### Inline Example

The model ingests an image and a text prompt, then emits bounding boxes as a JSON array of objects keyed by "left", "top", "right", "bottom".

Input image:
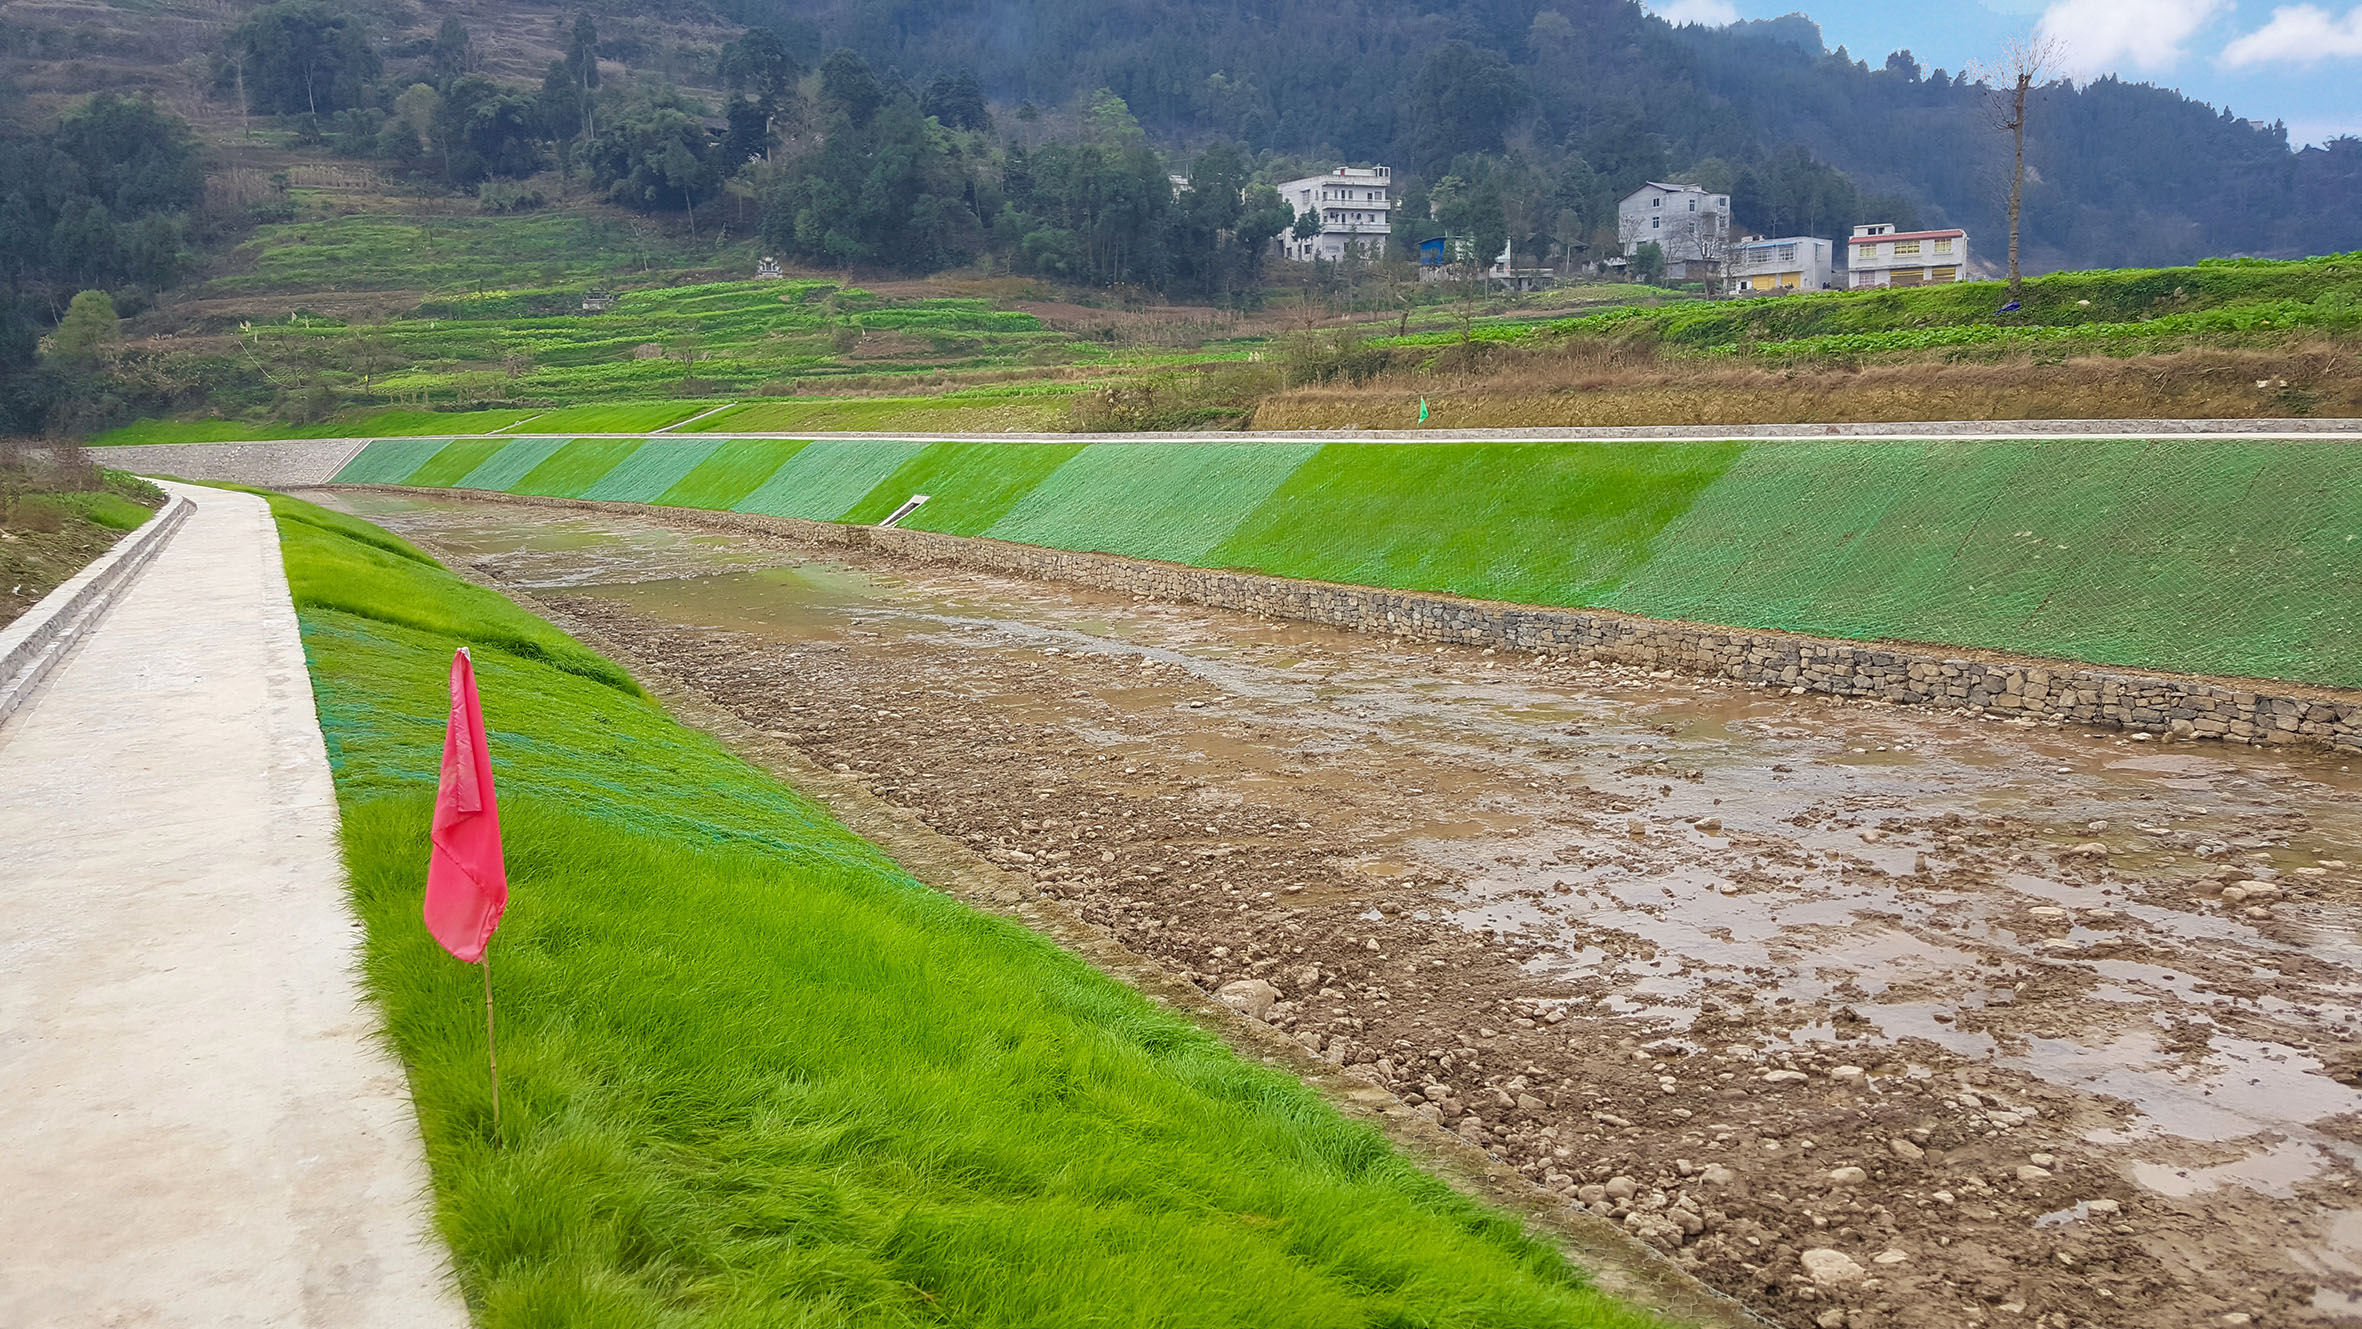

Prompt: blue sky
[{"left": 1649, "top": 0, "right": 2362, "bottom": 148}]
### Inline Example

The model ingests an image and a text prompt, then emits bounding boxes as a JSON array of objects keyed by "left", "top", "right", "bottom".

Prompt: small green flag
[{"left": 1418, "top": 397, "right": 1429, "bottom": 423}]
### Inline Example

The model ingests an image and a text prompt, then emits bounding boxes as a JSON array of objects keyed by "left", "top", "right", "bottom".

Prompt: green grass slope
[
  {"left": 839, "top": 441, "right": 1085, "bottom": 532},
  {"left": 338, "top": 439, "right": 456, "bottom": 485},
  {"left": 263, "top": 490, "right": 1656, "bottom": 1329},
  {"left": 736, "top": 439, "right": 930, "bottom": 521},
  {"left": 328, "top": 434, "right": 2362, "bottom": 687},
  {"left": 577, "top": 439, "right": 726, "bottom": 503},
  {"left": 985, "top": 441, "right": 1321, "bottom": 564},
  {"left": 655, "top": 439, "right": 803, "bottom": 508},
  {"left": 454, "top": 438, "right": 570, "bottom": 492},
  {"left": 511, "top": 439, "right": 643, "bottom": 498},
  {"left": 1210, "top": 443, "right": 1745, "bottom": 607}
]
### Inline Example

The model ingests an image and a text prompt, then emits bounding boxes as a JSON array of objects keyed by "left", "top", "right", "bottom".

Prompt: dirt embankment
[{"left": 1254, "top": 343, "right": 2362, "bottom": 430}]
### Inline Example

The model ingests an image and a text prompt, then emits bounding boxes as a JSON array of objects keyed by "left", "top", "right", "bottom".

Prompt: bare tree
[{"left": 1980, "top": 37, "right": 2058, "bottom": 301}]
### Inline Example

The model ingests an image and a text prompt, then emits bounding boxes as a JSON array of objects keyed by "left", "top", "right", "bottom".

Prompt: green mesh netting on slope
[
  {"left": 735, "top": 439, "right": 930, "bottom": 521},
  {"left": 839, "top": 441, "right": 1086, "bottom": 534},
  {"left": 334, "top": 438, "right": 455, "bottom": 484},
  {"left": 987, "top": 442, "right": 1321, "bottom": 564},
  {"left": 578, "top": 439, "right": 725, "bottom": 502}
]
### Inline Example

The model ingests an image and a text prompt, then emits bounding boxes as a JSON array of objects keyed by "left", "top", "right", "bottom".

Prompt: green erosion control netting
[
  {"left": 1210, "top": 441, "right": 1746, "bottom": 608},
  {"left": 1594, "top": 439, "right": 2362, "bottom": 686},
  {"left": 335, "top": 438, "right": 452, "bottom": 484},
  {"left": 737, "top": 439, "right": 930, "bottom": 520},
  {"left": 986, "top": 441, "right": 1322, "bottom": 564},
  {"left": 511, "top": 438, "right": 643, "bottom": 497},
  {"left": 405, "top": 439, "right": 515, "bottom": 488},
  {"left": 841, "top": 440, "right": 1086, "bottom": 533},
  {"left": 655, "top": 438, "right": 803, "bottom": 508},
  {"left": 454, "top": 437, "right": 570, "bottom": 491},
  {"left": 329, "top": 435, "right": 2362, "bottom": 687},
  {"left": 577, "top": 438, "right": 725, "bottom": 502}
]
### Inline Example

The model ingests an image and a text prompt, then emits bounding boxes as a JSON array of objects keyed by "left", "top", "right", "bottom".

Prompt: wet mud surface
[{"left": 331, "top": 491, "right": 2362, "bottom": 1329}]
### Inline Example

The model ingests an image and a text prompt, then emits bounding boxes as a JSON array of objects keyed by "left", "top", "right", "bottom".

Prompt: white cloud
[
  {"left": 2223, "top": 5, "right": 2362, "bottom": 66},
  {"left": 2035, "top": 0, "right": 2224, "bottom": 73},
  {"left": 1651, "top": 0, "right": 1741, "bottom": 26}
]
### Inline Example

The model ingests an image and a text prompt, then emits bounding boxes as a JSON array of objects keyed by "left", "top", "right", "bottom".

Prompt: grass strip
[
  {"left": 578, "top": 439, "right": 724, "bottom": 503},
  {"left": 1210, "top": 442, "right": 1745, "bottom": 609},
  {"left": 655, "top": 439, "right": 803, "bottom": 508},
  {"left": 335, "top": 439, "right": 454, "bottom": 485},
  {"left": 406, "top": 440, "right": 517, "bottom": 488},
  {"left": 988, "top": 441, "right": 1320, "bottom": 564},
  {"left": 734, "top": 439, "right": 928, "bottom": 521},
  {"left": 262, "top": 490, "right": 1659, "bottom": 1328},
  {"left": 455, "top": 439, "right": 571, "bottom": 492},
  {"left": 838, "top": 440, "right": 1085, "bottom": 532},
  {"left": 510, "top": 439, "right": 644, "bottom": 498},
  {"left": 518, "top": 400, "right": 715, "bottom": 434}
]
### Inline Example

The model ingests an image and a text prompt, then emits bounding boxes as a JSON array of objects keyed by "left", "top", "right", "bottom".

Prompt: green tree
[
  {"left": 433, "top": 76, "right": 543, "bottom": 184},
  {"left": 49, "top": 290, "right": 118, "bottom": 360},
  {"left": 430, "top": 16, "right": 473, "bottom": 80},
  {"left": 1407, "top": 42, "right": 1525, "bottom": 175},
  {"left": 921, "top": 71, "right": 990, "bottom": 131},
  {"left": 1630, "top": 240, "right": 1665, "bottom": 284},
  {"left": 228, "top": 2, "right": 380, "bottom": 119}
]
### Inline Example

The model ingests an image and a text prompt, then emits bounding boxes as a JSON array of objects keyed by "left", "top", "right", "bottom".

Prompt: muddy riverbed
[{"left": 326, "top": 490, "right": 2362, "bottom": 1329}]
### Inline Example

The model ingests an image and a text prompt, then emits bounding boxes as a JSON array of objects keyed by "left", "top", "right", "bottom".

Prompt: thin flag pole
[{"left": 483, "top": 944, "right": 500, "bottom": 1135}]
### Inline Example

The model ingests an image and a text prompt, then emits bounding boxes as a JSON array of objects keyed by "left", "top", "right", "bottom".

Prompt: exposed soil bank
[{"left": 331, "top": 490, "right": 2362, "bottom": 1329}]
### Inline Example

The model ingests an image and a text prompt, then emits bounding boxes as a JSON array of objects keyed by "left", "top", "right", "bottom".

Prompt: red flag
[{"left": 425, "top": 647, "right": 507, "bottom": 963}]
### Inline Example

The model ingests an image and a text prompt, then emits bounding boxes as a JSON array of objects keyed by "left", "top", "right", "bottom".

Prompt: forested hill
[{"left": 733, "top": 0, "right": 2360, "bottom": 269}]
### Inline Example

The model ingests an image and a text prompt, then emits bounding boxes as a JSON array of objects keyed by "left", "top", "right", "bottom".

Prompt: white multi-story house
[
  {"left": 1279, "top": 165, "right": 1395, "bottom": 262},
  {"left": 1617, "top": 183, "right": 1730, "bottom": 280},
  {"left": 1846, "top": 224, "right": 1969, "bottom": 289},
  {"left": 1727, "top": 235, "right": 1835, "bottom": 296}
]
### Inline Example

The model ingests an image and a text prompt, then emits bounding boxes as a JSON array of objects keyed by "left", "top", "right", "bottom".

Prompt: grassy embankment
[
  {"left": 0, "top": 446, "right": 164, "bottom": 626},
  {"left": 260, "top": 486, "right": 1662, "bottom": 1327},
  {"left": 332, "top": 434, "right": 2362, "bottom": 688},
  {"left": 1258, "top": 252, "right": 2362, "bottom": 428}
]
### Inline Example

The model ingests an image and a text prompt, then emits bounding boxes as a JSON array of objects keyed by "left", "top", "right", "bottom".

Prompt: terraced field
[{"left": 328, "top": 433, "right": 2362, "bottom": 688}]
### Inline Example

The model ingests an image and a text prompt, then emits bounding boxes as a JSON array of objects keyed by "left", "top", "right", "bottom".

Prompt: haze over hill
[{"left": 736, "top": 0, "right": 2362, "bottom": 268}]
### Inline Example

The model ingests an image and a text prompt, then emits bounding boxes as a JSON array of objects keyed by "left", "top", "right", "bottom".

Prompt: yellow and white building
[
  {"left": 1727, "top": 235, "right": 1835, "bottom": 295},
  {"left": 1846, "top": 223, "right": 1969, "bottom": 289}
]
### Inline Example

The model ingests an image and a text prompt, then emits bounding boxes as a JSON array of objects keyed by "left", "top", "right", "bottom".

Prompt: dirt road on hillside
[{"left": 337, "top": 491, "right": 2362, "bottom": 1329}]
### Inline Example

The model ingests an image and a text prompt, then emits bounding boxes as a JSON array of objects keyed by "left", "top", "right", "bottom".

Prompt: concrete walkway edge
[
  {"left": 0, "top": 495, "right": 191, "bottom": 726},
  {"left": 0, "top": 482, "right": 468, "bottom": 1327}
]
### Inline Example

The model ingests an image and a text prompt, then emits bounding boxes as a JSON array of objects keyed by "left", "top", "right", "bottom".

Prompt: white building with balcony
[
  {"left": 1279, "top": 165, "right": 1395, "bottom": 262},
  {"left": 1846, "top": 224, "right": 1969, "bottom": 289},
  {"left": 1727, "top": 235, "right": 1835, "bottom": 296},
  {"left": 1618, "top": 182, "right": 1730, "bottom": 280}
]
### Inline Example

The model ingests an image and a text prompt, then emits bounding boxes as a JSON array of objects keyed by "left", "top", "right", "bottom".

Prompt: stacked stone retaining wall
[{"left": 393, "top": 489, "right": 2362, "bottom": 754}]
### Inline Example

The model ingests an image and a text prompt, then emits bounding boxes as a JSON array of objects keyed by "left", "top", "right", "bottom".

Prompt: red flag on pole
[{"left": 425, "top": 647, "right": 507, "bottom": 963}]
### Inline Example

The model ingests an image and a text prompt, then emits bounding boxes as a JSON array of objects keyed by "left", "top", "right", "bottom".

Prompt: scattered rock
[
  {"left": 1764, "top": 1069, "right": 1810, "bottom": 1084},
  {"left": 1800, "top": 1248, "right": 1867, "bottom": 1287},
  {"left": 1872, "top": 1248, "right": 1909, "bottom": 1265},
  {"left": 2064, "top": 841, "right": 2110, "bottom": 858},
  {"left": 1889, "top": 1138, "right": 1925, "bottom": 1162},
  {"left": 1827, "top": 1166, "right": 1868, "bottom": 1185},
  {"left": 1213, "top": 978, "right": 1280, "bottom": 1020},
  {"left": 2017, "top": 1165, "right": 2053, "bottom": 1182}
]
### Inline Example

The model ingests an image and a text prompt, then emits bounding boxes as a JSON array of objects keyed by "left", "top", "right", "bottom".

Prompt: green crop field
[
  {"left": 253, "top": 486, "right": 1652, "bottom": 1328},
  {"left": 210, "top": 212, "right": 746, "bottom": 295},
  {"left": 332, "top": 434, "right": 2362, "bottom": 687}
]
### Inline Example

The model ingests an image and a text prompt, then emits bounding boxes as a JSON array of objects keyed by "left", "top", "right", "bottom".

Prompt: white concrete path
[{"left": 0, "top": 483, "right": 466, "bottom": 1326}]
